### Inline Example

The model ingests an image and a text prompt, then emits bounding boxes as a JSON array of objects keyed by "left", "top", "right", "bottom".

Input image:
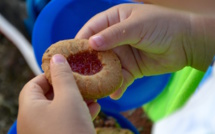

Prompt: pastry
[
  {"left": 96, "top": 128, "right": 133, "bottom": 134},
  {"left": 42, "top": 39, "right": 123, "bottom": 99}
]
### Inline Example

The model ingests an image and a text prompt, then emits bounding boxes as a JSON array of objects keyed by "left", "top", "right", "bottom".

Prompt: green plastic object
[{"left": 143, "top": 66, "right": 205, "bottom": 122}]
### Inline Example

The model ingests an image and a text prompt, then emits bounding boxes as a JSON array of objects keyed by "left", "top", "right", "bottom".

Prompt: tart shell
[
  {"left": 96, "top": 128, "right": 133, "bottom": 134},
  {"left": 42, "top": 39, "right": 123, "bottom": 99}
]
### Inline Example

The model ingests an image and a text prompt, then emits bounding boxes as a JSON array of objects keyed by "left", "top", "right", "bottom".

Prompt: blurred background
[
  {"left": 0, "top": 0, "right": 34, "bottom": 134},
  {"left": 0, "top": 0, "right": 152, "bottom": 133},
  {"left": 0, "top": 0, "right": 35, "bottom": 133}
]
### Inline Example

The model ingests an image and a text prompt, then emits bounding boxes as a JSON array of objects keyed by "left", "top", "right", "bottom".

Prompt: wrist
[{"left": 188, "top": 14, "right": 215, "bottom": 71}]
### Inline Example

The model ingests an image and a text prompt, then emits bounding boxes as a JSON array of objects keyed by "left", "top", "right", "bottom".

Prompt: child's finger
[
  {"left": 76, "top": 5, "right": 140, "bottom": 50},
  {"left": 19, "top": 74, "right": 51, "bottom": 104},
  {"left": 75, "top": 5, "right": 124, "bottom": 39},
  {"left": 88, "top": 18, "right": 140, "bottom": 51},
  {"left": 87, "top": 102, "right": 101, "bottom": 120},
  {"left": 110, "top": 69, "right": 134, "bottom": 100},
  {"left": 50, "top": 54, "right": 83, "bottom": 103}
]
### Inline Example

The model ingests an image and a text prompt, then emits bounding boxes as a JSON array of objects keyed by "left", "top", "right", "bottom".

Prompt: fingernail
[
  {"left": 52, "top": 54, "right": 66, "bottom": 64},
  {"left": 110, "top": 88, "right": 123, "bottom": 100},
  {"left": 92, "top": 104, "right": 101, "bottom": 120},
  {"left": 91, "top": 35, "right": 105, "bottom": 48}
]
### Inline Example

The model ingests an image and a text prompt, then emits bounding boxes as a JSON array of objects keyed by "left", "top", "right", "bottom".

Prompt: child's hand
[
  {"left": 76, "top": 4, "right": 191, "bottom": 99},
  {"left": 17, "top": 54, "right": 100, "bottom": 134},
  {"left": 76, "top": 4, "right": 215, "bottom": 99}
]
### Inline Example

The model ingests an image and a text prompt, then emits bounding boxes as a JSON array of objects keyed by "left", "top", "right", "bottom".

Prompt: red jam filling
[{"left": 67, "top": 51, "right": 102, "bottom": 75}]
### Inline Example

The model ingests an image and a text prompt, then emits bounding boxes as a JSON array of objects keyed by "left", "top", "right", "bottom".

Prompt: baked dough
[
  {"left": 96, "top": 128, "right": 133, "bottom": 134},
  {"left": 42, "top": 39, "right": 123, "bottom": 99}
]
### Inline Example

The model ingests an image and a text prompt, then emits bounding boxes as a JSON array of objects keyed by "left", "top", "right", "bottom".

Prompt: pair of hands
[{"left": 18, "top": 4, "right": 215, "bottom": 134}]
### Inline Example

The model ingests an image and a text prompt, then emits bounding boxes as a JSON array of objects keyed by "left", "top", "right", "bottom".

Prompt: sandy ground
[{"left": 0, "top": 0, "right": 152, "bottom": 133}]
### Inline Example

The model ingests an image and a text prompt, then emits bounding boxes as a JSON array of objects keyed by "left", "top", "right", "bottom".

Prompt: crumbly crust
[
  {"left": 42, "top": 39, "right": 123, "bottom": 99},
  {"left": 96, "top": 128, "right": 133, "bottom": 134}
]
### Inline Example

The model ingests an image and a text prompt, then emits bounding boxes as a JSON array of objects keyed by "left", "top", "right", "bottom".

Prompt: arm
[
  {"left": 188, "top": 14, "right": 215, "bottom": 70},
  {"left": 135, "top": 0, "right": 215, "bottom": 15}
]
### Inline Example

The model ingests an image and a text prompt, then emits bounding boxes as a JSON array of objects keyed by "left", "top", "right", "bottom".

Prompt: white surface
[
  {"left": 153, "top": 64, "right": 215, "bottom": 134},
  {"left": 0, "top": 14, "right": 42, "bottom": 75}
]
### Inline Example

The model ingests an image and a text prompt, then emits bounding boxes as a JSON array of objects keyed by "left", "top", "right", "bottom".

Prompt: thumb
[
  {"left": 50, "top": 54, "right": 82, "bottom": 102},
  {"left": 50, "top": 54, "right": 101, "bottom": 119},
  {"left": 89, "top": 19, "right": 140, "bottom": 50}
]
